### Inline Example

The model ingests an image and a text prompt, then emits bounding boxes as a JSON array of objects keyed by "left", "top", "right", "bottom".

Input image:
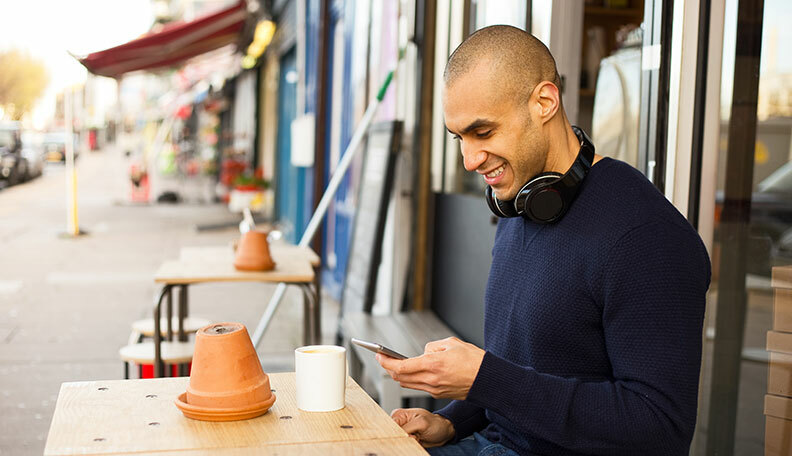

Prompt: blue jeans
[{"left": 427, "top": 433, "right": 519, "bottom": 456}]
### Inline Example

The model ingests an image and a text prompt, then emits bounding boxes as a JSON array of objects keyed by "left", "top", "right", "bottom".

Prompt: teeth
[{"left": 486, "top": 165, "right": 505, "bottom": 178}]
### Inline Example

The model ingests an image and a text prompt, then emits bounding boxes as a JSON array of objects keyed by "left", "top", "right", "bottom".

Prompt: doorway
[{"left": 275, "top": 47, "right": 308, "bottom": 243}]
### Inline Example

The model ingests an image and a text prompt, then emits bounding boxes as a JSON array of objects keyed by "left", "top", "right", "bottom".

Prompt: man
[{"left": 376, "top": 25, "right": 710, "bottom": 456}]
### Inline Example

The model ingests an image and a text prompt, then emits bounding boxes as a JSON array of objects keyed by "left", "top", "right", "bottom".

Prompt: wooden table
[
  {"left": 178, "top": 244, "right": 320, "bottom": 267},
  {"left": 44, "top": 373, "right": 427, "bottom": 455},
  {"left": 150, "top": 244, "right": 320, "bottom": 377}
]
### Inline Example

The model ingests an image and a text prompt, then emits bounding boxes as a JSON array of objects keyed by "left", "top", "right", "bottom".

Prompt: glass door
[{"left": 696, "top": 0, "right": 792, "bottom": 454}]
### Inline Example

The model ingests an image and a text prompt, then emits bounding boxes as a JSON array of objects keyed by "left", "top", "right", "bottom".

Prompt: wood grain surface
[
  {"left": 155, "top": 245, "right": 315, "bottom": 284},
  {"left": 179, "top": 244, "right": 320, "bottom": 267},
  {"left": 106, "top": 437, "right": 427, "bottom": 455},
  {"left": 45, "top": 373, "right": 425, "bottom": 455}
]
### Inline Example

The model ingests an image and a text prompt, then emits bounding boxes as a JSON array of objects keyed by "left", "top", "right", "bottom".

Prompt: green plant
[{"left": 233, "top": 174, "right": 269, "bottom": 189}]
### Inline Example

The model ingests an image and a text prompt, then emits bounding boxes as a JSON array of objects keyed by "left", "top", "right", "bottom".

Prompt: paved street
[{"left": 0, "top": 146, "right": 336, "bottom": 455}]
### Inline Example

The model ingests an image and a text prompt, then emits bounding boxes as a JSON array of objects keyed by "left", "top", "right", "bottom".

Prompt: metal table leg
[
  {"left": 166, "top": 287, "right": 173, "bottom": 342},
  {"left": 178, "top": 285, "right": 187, "bottom": 342},
  {"left": 298, "top": 283, "right": 320, "bottom": 345},
  {"left": 153, "top": 284, "right": 173, "bottom": 378},
  {"left": 177, "top": 285, "right": 189, "bottom": 377}
]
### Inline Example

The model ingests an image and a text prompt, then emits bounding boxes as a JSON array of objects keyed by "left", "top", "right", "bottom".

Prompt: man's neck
[
  {"left": 543, "top": 119, "right": 581, "bottom": 175},
  {"left": 543, "top": 121, "right": 604, "bottom": 174}
]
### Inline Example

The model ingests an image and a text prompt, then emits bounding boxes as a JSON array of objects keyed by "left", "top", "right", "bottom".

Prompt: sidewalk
[{"left": 0, "top": 146, "right": 337, "bottom": 455}]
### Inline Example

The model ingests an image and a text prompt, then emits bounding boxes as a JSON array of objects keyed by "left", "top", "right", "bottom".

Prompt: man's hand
[
  {"left": 391, "top": 408, "right": 455, "bottom": 448},
  {"left": 375, "top": 337, "right": 485, "bottom": 400}
]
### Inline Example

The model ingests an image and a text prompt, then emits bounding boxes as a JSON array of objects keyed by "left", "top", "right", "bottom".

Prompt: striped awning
[{"left": 77, "top": 1, "right": 248, "bottom": 78}]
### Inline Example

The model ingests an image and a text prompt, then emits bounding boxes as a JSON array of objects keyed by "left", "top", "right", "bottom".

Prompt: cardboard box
[
  {"left": 777, "top": 289, "right": 792, "bottom": 333},
  {"left": 769, "top": 331, "right": 792, "bottom": 354},
  {"left": 767, "top": 351, "right": 792, "bottom": 397},
  {"left": 765, "top": 395, "right": 792, "bottom": 455},
  {"left": 774, "top": 266, "right": 792, "bottom": 291}
]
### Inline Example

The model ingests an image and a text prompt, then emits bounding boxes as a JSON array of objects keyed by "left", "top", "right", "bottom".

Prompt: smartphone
[{"left": 350, "top": 338, "right": 408, "bottom": 360}]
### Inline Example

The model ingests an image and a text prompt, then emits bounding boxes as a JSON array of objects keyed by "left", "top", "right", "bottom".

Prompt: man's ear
[{"left": 532, "top": 81, "right": 561, "bottom": 125}]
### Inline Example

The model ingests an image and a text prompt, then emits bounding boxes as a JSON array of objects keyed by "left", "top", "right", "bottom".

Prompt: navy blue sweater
[{"left": 436, "top": 158, "right": 710, "bottom": 456}]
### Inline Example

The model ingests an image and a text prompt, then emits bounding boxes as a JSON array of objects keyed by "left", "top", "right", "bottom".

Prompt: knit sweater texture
[{"left": 436, "top": 158, "right": 711, "bottom": 456}]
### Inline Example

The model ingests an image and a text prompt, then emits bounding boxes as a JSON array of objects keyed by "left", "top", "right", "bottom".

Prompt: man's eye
[
  {"left": 476, "top": 130, "right": 492, "bottom": 138},
  {"left": 451, "top": 134, "right": 461, "bottom": 141}
]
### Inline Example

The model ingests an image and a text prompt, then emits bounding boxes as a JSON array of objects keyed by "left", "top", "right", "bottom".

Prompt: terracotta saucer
[{"left": 174, "top": 392, "right": 276, "bottom": 421}]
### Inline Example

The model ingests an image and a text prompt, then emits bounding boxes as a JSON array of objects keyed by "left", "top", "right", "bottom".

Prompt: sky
[{"left": 0, "top": 0, "right": 154, "bottom": 127}]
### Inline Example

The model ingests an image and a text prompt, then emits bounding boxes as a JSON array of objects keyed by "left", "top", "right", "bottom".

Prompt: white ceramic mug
[{"left": 295, "top": 345, "right": 347, "bottom": 412}]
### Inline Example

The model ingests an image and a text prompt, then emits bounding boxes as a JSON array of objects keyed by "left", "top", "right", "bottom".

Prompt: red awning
[{"left": 78, "top": 1, "right": 248, "bottom": 79}]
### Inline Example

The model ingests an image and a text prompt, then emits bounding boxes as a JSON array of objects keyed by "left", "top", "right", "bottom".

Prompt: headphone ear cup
[
  {"left": 485, "top": 186, "right": 518, "bottom": 218},
  {"left": 514, "top": 172, "right": 564, "bottom": 222}
]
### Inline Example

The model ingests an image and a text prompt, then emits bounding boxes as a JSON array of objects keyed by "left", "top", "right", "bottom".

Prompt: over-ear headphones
[{"left": 485, "top": 126, "right": 595, "bottom": 224}]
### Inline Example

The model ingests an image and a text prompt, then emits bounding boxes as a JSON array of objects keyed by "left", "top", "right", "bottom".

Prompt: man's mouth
[
  {"left": 486, "top": 165, "right": 505, "bottom": 178},
  {"left": 483, "top": 164, "right": 506, "bottom": 186}
]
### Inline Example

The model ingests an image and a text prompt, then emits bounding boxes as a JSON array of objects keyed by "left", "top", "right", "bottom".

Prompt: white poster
[{"left": 290, "top": 113, "right": 315, "bottom": 167}]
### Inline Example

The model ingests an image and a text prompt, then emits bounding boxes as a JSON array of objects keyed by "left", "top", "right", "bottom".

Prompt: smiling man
[{"left": 375, "top": 25, "right": 711, "bottom": 456}]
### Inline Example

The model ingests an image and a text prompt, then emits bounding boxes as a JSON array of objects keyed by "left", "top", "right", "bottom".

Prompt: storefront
[{"left": 411, "top": 0, "right": 792, "bottom": 454}]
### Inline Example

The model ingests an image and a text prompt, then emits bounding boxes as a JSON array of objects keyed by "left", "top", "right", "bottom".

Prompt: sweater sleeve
[
  {"left": 465, "top": 222, "right": 710, "bottom": 455},
  {"left": 434, "top": 400, "right": 489, "bottom": 442}
]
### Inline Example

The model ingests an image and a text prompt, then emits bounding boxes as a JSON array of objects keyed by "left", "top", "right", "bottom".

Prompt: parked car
[
  {"left": 20, "top": 131, "right": 45, "bottom": 180},
  {"left": 715, "top": 161, "right": 792, "bottom": 275},
  {"left": 0, "top": 121, "right": 24, "bottom": 186},
  {"left": 43, "top": 131, "right": 78, "bottom": 162}
]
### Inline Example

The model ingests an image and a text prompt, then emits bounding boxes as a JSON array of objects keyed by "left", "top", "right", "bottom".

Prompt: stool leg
[
  {"left": 138, "top": 364, "right": 143, "bottom": 379},
  {"left": 124, "top": 362, "right": 129, "bottom": 380}
]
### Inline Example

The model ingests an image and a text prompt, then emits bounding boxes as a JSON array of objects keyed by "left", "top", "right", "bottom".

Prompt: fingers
[
  {"left": 393, "top": 380, "right": 441, "bottom": 396},
  {"left": 376, "top": 353, "right": 427, "bottom": 376},
  {"left": 400, "top": 413, "right": 429, "bottom": 436},
  {"left": 390, "top": 408, "right": 429, "bottom": 435},
  {"left": 390, "top": 408, "right": 409, "bottom": 426}
]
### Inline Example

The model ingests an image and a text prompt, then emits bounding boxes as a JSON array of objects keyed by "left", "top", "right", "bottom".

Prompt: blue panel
[
  {"left": 305, "top": 0, "right": 320, "bottom": 114},
  {"left": 275, "top": 48, "right": 306, "bottom": 244},
  {"left": 319, "top": 0, "right": 358, "bottom": 299}
]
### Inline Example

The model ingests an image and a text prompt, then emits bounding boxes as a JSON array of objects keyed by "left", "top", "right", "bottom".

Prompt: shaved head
[
  {"left": 442, "top": 25, "right": 571, "bottom": 201},
  {"left": 444, "top": 25, "right": 560, "bottom": 104}
]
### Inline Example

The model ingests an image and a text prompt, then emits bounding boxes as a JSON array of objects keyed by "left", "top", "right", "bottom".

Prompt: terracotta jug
[
  {"left": 234, "top": 230, "right": 275, "bottom": 271},
  {"left": 175, "top": 323, "right": 275, "bottom": 421}
]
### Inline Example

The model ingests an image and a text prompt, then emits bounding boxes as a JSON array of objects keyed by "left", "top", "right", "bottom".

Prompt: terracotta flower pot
[
  {"left": 175, "top": 323, "right": 275, "bottom": 421},
  {"left": 233, "top": 230, "right": 275, "bottom": 271}
]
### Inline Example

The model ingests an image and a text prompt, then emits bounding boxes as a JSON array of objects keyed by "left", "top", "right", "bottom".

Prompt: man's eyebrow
[{"left": 446, "top": 118, "right": 498, "bottom": 136}]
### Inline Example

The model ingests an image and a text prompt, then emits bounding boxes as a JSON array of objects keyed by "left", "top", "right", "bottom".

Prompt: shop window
[
  {"left": 697, "top": 0, "right": 792, "bottom": 454},
  {"left": 582, "top": 1, "right": 644, "bottom": 169}
]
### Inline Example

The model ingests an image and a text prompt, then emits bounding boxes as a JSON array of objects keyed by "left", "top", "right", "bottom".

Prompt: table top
[
  {"left": 44, "top": 372, "right": 427, "bottom": 455},
  {"left": 155, "top": 244, "right": 317, "bottom": 284},
  {"left": 98, "top": 437, "right": 427, "bottom": 455},
  {"left": 179, "top": 243, "right": 320, "bottom": 267}
]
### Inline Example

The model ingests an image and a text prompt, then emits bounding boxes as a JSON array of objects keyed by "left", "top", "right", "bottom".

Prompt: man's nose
[{"left": 461, "top": 144, "right": 487, "bottom": 172}]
